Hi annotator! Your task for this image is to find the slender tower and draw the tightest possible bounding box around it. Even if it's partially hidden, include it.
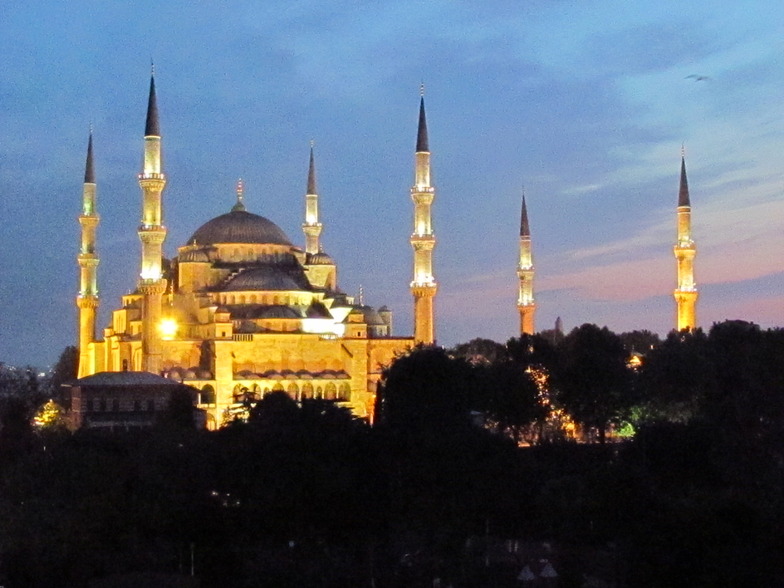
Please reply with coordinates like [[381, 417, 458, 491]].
[[137, 68, 168, 373], [517, 191, 536, 334], [673, 149, 697, 331], [302, 143, 322, 255], [410, 88, 437, 344], [76, 130, 100, 378]]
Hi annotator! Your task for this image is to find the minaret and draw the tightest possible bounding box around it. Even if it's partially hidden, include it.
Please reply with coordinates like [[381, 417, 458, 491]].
[[517, 191, 536, 334], [673, 149, 698, 331], [302, 143, 322, 255], [137, 68, 168, 373], [409, 87, 437, 344], [76, 130, 100, 378]]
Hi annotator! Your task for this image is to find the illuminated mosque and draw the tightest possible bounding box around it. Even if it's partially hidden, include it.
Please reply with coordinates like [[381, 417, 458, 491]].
[[76, 73, 438, 427], [75, 72, 697, 428]]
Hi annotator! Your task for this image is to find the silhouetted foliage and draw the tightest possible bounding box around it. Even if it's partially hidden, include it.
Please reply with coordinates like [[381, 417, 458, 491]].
[[48, 345, 79, 401], [555, 324, 632, 443], [157, 387, 198, 430], [451, 337, 507, 364], [2, 324, 784, 586], [618, 329, 660, 354], [376, 345, 476, 433], [636, 328, 711, 423]]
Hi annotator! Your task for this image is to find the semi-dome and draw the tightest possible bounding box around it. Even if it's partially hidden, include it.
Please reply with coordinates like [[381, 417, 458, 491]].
[[188, 209, 293, 246], [307, 250, 335, 265], [223, 265, 311, 292]]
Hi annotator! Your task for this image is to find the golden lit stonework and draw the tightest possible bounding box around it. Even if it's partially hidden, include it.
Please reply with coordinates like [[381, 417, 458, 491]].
[[76, 75, 414, 427], [673, 153, 698, 331]]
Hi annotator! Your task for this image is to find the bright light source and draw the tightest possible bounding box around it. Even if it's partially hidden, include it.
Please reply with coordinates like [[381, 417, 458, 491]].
[[159, 318, 178, 340]]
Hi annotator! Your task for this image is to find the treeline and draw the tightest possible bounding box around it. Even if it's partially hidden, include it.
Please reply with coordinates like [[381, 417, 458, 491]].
[[0, 321, 782, 586]]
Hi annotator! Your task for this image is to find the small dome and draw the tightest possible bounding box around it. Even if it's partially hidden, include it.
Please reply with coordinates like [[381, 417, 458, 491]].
[[223, 266, 311, 292], [188, 210, 292, 246], [307, 251, 334, 265], [179, 248, 211, 262], [359, 306, 387, 326]]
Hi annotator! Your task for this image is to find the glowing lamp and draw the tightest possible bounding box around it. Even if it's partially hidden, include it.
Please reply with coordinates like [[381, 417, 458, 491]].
[[159, 318, 178, 340]]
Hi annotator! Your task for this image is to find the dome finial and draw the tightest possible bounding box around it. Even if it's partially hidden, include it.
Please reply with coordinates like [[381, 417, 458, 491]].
[[232, 178, 246, 212]]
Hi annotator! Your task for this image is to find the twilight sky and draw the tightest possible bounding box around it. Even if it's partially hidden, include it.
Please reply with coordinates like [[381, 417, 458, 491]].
[[1, 1, 783, 368]]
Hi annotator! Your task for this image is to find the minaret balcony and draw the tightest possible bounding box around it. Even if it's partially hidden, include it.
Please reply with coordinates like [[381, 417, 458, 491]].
[[138, 225, 168, 241], [78, 254, 99, 266], [410, 234, 435, 250], [410, 282, 437, 295], [138, 172, 166, 180]]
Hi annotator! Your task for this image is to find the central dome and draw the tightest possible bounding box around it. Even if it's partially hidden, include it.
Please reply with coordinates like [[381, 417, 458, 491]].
[[188, 209, 293, 246]]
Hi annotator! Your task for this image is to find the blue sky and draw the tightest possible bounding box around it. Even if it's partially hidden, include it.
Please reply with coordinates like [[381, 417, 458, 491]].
[[1, 1, 783, 367]]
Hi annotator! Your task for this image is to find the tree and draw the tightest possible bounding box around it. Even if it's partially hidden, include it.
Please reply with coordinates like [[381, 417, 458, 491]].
[[479, 361, 544, 444], [157, 386, 197, 429], [555, 324, 632, 443], [48, 346, 79, 402], [619, 330, 660, 354], [636, 328, 711, 424], [450, 338, 506, 364], [375, 345, 476, 434]]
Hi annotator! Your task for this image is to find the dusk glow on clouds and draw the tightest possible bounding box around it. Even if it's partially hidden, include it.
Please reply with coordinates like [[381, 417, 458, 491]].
[[1, 1, 782, 366]]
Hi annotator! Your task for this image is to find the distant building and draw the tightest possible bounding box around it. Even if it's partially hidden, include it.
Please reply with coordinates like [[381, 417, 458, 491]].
[[67, 371, 199, 430], [76, 73, 438, 427]]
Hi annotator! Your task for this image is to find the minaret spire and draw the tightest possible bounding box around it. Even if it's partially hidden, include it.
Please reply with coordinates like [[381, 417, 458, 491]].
[[517, 190, 536, 334], [138, 69, 168, 373], [77, 129, 100, 377], [145, 66, 160, 137], [410, 91, 437, 344], [84, 130, 95, 183], [302, 143, 322, 255], [673, 150, 697, 331], [416, 96, 429, 153], [678, 152, 690, 207]]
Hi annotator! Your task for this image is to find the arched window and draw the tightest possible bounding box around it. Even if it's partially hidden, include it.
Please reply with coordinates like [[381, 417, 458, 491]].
[[338, 384, 351, 402], [272, 382, 284, 392], [301, 383, 313, 400], [325, 382, 337, 401], [200, 384, 216, 405], [287, 382, 299, 400]]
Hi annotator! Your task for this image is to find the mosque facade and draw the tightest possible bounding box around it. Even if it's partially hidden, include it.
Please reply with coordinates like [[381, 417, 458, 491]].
[[76, 74, 437, 427]]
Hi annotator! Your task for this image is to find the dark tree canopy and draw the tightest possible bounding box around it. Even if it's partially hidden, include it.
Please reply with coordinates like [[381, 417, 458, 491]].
[[376, 345, 476, 433], [48, 345, 79, 400], [555, 324, 632, 443]]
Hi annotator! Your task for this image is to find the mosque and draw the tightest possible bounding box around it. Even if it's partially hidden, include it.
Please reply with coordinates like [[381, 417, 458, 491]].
[[75, 73, 438, 427], [75, 72, 697, 429]]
